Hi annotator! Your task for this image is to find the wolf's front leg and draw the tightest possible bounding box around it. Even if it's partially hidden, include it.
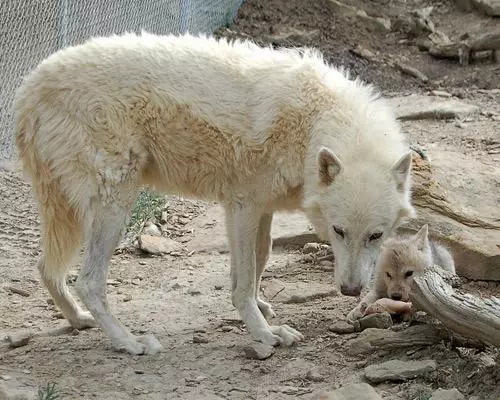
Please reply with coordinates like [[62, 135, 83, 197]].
[[225, 203, 303, 346], [255, 213, 276, 320]]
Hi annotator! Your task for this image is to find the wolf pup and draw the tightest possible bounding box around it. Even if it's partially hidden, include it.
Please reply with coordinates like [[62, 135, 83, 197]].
[[15, 33, 415, 355], [347, 224, 455, 321]]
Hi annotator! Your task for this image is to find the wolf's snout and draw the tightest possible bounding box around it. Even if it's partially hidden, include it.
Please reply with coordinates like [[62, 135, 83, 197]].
[[340, 283, 362, 297], [390, 293, 403, 301]]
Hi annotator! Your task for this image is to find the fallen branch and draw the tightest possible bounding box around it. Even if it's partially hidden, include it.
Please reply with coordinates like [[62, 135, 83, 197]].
[[410, 266, 500, 347], [428, 31, 500, 66]]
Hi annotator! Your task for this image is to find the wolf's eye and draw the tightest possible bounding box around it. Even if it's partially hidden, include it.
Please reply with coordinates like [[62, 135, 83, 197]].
[[405, 271, 414, 278], [333, 226, 345, 238], [386, 272, 392, 279], [369, 232, 383, 241]]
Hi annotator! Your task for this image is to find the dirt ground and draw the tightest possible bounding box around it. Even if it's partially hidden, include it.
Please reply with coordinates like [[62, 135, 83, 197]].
[[1, 0, 499, 399]]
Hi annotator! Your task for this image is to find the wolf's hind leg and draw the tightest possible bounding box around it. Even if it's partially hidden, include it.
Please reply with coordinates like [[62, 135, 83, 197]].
[[255, 213, 276, 320], [75, 199, 163, 355], [38, 257, 97, 329]]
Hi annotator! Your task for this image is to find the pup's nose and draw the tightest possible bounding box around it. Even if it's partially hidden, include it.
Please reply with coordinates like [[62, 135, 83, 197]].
[[340, 283, 362, 297], [391, 293, 403, 301]]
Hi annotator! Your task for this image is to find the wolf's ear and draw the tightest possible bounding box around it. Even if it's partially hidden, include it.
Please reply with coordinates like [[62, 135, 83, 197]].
[[318, 147, 342, 186], [391, 152, 412, 192], [413, 224, 429, 251]]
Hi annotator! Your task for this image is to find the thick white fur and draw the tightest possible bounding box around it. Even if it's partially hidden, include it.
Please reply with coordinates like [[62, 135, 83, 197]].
[[15, 32, 415, 355]]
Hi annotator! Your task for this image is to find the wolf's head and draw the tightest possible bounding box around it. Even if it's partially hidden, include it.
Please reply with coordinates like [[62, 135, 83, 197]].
[[378, 224, 432, 301], [304, 146, 416, 296]]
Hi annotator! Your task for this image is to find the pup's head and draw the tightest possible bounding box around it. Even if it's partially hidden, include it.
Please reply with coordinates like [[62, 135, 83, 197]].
[[305, 147, 416, 297], [379, 225, 432, 301]]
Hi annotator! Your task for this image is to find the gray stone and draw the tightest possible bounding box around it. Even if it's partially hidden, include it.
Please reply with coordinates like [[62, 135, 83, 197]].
[[471, 0, 500, 16], [356, 312, 393, 331], [6, 331, 31, 348], [386, 95, 480, 121], [431, 90, 452, 98], [192, 334, 209, 344], [264, 27, 320, 44], [329, 320, 355, 334], [142, 221, 161, 236], [303, 242, 321, 254], [430, 388, 465, 400], [364, 359, 437, 383], [243, 342, 275, 360], [0, 384, 36, 400], [312, 382, 382, 400], [139, 235, 182, 255]]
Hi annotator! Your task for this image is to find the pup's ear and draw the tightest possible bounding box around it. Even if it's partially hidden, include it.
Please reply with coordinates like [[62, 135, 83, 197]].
[[318, 147, 342, 186], [391, 152, 412, 192], [413, 224, 429, 251]]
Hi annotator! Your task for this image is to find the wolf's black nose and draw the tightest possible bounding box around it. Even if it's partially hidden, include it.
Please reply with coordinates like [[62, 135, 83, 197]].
[[391, 293, 402, 301]]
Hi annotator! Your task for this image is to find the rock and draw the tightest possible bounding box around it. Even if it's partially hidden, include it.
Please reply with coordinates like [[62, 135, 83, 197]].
[[354, 312, 393, 331], [0, 383, 36, 400], [193, 334, 209, 344], [431, 90, 452, 98], [303, 242, 321, 254], [142, 221, 161, 236], [243, 342, 275, 360], [214, 284, 223, 290], [470, 0, 500, 16], [364, 359, 437, 383], [261, 279, 336, 304], [187, 288, 201, 296], [403, 151, 500, 281], [305, 369, 324, 382], [313, 382, 382, 400], [139, 235, 182, 255], [430, 388, 465, 400], [386, 95, 480, 121], [327, 0, 391, 32], [329, 320, 355, 334], [7, 331, 32, 348]]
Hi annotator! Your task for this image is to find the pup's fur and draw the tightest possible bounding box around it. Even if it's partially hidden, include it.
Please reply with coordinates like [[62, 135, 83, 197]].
[[347, 224, 455, 320], [15, 33, 415, 355]]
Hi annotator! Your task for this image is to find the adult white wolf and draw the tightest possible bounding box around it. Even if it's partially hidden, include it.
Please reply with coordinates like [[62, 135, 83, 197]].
[[15, 32, 415, 355]]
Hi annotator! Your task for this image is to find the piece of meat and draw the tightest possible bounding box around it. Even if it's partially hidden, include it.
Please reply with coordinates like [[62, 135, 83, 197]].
[[363, 297, 412, 316]]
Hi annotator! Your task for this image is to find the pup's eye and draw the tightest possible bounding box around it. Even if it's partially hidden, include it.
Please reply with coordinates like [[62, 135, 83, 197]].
[[333, 226, 345, 238], [386, 272, 392, 279], [405, 271, 414, 278], [369, 232, 383, 241]]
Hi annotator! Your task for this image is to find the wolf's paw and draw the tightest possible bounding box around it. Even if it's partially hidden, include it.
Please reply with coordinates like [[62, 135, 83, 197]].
[[270, 324, 304, 346], [346, 305, 365, 322], [115, 334, 164, 355], [69, 311, 98, 330], [257, 297, 276, 320]]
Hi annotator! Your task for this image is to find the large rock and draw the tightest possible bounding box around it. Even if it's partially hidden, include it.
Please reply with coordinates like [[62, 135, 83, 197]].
[[405, 151, 500, 281], [470, 0, 500, 16], [139, 235, 182, 255], [386, 95, 480, 121], [430, 388, 465, 400], [364, 359, 437, 383], [313, 382, 382, 400]]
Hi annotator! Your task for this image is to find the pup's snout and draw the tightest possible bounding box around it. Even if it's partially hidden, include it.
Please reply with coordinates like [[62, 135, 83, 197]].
[[391, 293, 403, 301], [340, 283, 362, 297]]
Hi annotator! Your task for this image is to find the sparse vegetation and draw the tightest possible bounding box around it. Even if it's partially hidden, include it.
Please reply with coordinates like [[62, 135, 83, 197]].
[[38, 382, 61, 400]]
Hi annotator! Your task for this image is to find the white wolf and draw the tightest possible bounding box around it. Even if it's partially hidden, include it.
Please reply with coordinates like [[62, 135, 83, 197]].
[[15, 32, 415, 355]]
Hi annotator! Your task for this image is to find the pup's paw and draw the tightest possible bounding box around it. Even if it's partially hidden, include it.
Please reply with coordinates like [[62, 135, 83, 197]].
[[346, 306, 365, 322], [270, 324, 304, 346]]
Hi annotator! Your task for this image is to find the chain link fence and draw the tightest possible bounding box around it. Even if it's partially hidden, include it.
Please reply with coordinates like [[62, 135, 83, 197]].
[[0, 0, 246, 159]]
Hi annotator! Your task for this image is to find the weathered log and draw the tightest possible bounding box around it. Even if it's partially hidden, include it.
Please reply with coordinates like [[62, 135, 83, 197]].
[[428, 31, 500, 66], [410, 266, 500, 347], [347, 323, 484, 355]]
